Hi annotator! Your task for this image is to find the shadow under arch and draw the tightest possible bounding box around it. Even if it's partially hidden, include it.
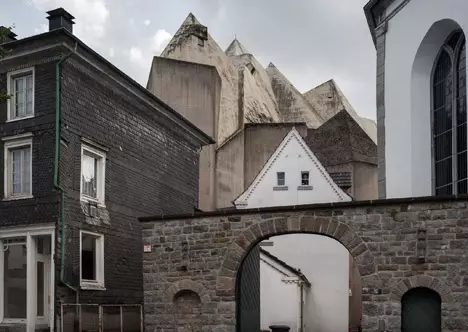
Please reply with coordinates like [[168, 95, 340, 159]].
[[401, 287, 442, 332], [215, 215, 379, 331], [217, 216, 377, 296], [410, 18, 465, 194]]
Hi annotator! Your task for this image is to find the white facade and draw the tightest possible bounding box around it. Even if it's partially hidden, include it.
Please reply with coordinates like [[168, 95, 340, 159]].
[[234, 128, 352, 331], [263, 235, 350, 332], [234, 128, 350, 209], [383, 0, 468, 198], [260, 250, 307, 332]]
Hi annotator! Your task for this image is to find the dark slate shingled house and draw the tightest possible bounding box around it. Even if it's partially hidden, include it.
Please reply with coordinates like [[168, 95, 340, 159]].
[[0, 8, 213, 332]]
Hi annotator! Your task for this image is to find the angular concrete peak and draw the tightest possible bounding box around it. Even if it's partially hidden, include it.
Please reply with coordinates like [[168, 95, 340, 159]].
[[303, 79, 377, 143], [266, 62, 324, 128], [183, 12, 201, 26], [267, 62, 276, 68], [225, 38, 250, 56], [161, 12, 208, 57]]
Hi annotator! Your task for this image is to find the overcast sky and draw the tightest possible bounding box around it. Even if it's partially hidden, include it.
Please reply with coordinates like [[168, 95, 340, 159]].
[[1, 0, 376, 119]]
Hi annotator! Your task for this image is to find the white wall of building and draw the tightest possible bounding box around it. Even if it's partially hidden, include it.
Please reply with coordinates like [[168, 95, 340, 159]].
[[260, 254, 302, 331], [384, 0, 468, 198], [263, 235, 349, 332], [235, 129, 350, 208]]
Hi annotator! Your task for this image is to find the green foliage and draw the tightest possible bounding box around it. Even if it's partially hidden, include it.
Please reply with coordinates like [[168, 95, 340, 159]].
[[0, 25, 13, 102]]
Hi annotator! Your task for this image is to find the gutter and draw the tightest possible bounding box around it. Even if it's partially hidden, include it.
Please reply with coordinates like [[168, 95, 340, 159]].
[[54, 43, 79, 299]]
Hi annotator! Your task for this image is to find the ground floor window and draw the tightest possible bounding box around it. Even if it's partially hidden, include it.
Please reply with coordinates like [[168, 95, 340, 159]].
[[0, 227, 54, 331], [80, 231, 105, 289]]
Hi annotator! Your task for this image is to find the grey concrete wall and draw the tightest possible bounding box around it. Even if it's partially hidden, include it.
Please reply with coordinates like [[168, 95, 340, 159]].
[[353, 162, 379, 201], [243, 124, 308, 188], [216, 131, 245, 208], [147, 57, 221, 211]]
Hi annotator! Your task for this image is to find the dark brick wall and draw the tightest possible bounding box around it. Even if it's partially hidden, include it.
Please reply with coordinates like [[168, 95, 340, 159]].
[[56, 56, 202, 306], [0, 58, 60, 227]]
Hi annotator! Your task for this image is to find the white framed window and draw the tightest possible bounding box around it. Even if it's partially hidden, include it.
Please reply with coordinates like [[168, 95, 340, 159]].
[[3, 134, 33, 200], [277, 172, 285, 186], [7, 67, 35, 122], [80, 144, 106, 205], [79, 231, 105, 289], [301, 171, 310, 186]]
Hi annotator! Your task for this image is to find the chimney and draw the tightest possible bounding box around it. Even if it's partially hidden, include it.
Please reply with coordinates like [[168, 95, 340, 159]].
[[0, 26, 17, 43], [46, 8, 75, 33]]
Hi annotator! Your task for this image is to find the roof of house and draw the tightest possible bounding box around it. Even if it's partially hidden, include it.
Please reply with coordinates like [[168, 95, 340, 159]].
[[302, 79, 377, 144], [305, 110, 377, 166], [1, 26, 215, 146], [260, 248, 311, 286]]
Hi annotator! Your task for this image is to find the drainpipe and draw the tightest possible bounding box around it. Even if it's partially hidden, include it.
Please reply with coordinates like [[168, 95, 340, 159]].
[[299, 282, 304, 332], [54, 44, 79, 308]]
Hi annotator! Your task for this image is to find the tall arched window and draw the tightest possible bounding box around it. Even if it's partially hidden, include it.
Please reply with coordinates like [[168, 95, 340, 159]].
[[433, 30, 467, 196]]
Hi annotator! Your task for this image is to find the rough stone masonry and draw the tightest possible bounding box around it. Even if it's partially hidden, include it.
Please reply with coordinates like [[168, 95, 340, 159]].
[[140, 196, 468, 332]]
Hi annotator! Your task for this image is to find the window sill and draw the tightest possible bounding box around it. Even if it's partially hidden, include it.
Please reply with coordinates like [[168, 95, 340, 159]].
[[80, 283, 106, 291], [6, 114, 35, 123], [273, 186, 288, 191], [80, 196, 106, 208], [297, 185, 314, 191], [3, 195, 33, 201]]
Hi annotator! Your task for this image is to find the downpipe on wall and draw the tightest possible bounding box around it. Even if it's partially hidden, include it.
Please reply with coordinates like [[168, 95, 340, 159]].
[[54, 42, 80, 329]]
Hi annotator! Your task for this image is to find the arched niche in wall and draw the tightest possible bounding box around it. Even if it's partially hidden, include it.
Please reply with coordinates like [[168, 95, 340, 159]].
[[401, 287, 441, 332]]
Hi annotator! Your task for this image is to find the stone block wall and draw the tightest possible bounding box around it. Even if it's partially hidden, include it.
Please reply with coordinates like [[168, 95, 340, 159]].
[[141, 196, 468, 332]]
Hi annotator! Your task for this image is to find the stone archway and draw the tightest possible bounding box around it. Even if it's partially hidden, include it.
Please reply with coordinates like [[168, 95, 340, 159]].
[[215, 214, 379, 330]]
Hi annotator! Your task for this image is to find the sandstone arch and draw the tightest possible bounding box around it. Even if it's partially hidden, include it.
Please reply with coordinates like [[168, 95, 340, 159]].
[[216, 214, 377, 296], [390, 275, 454, 303], [165, 279, 210, 303]]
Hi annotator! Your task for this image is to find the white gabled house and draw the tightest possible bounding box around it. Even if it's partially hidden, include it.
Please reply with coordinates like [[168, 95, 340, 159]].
[[234, 127, 351, 209]]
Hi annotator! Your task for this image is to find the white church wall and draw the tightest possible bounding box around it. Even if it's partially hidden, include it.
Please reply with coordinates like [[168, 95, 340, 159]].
[[384, 0, 468, 198], [260, 257, 301, 331], [264, 235, 349, 332]]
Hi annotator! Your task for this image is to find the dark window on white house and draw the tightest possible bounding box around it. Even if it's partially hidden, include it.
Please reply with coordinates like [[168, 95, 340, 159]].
[[301, 171, 310, 186], [433, 30, 467, 196], [277, 172, 285, 186]]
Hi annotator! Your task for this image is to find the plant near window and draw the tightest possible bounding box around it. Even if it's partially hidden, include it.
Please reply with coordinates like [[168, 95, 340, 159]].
[[0, 26, 14, 102]]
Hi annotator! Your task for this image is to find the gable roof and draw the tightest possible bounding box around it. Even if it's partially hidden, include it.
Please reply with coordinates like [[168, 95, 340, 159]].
[[260, 248, 311, 286], [302, 79, 377, 144], [234, 127, 350, 206], [225, 38, 250, 56], [305, 110, 377, 166]]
